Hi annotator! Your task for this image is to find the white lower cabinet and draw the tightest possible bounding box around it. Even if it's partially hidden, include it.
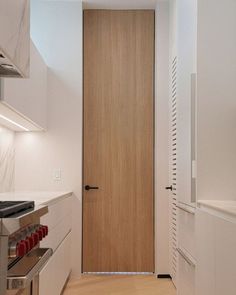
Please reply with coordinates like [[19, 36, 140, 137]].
[[196, 209, 236, 295], [214, 217, 236, 295], [39, 232, 71, 295], [195, 209, 215, 295], [178, 205, 196, 259], [177, 205, 196, 295], [178, 250, 195, 295], [39, 195, 72, 295]]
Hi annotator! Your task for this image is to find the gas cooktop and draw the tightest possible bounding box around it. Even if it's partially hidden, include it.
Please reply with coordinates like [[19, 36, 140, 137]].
[[0, 201, 35, 218]]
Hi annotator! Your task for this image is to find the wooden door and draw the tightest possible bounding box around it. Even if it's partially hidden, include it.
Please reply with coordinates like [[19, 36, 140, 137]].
[[83, 10, 154, 273]]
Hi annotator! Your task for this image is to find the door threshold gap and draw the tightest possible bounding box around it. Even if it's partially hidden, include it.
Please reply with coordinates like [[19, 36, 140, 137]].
[[83, 272, 154, 275]]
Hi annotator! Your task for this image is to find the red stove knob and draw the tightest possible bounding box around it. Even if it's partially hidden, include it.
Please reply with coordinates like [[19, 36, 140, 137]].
[[32, 232, 39, 246], [40, 226, 46, 238], [16, 241, 27, 257], [37, 228, 43, 241], [44, 226, 49, 236], [24, 239, 30, 252], [26, 236, 34, 250], [41, 226, 48, 237]]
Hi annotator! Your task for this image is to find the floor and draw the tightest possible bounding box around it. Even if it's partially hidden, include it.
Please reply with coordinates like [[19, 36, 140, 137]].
[[63, 275, 176, 295]]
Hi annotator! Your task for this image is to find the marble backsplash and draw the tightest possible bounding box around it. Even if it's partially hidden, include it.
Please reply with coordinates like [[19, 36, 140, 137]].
[[0, 125, 15, 192]]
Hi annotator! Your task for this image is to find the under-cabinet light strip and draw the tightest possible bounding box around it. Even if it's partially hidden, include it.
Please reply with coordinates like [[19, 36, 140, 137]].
[[0, 114, 29, 131]]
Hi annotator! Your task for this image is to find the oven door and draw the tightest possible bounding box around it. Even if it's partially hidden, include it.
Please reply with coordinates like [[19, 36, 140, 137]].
[[7, 248, 52, 295]]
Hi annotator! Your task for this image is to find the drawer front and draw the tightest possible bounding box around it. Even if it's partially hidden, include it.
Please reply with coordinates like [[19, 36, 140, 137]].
[[41, 196, 72, 231], [40, 213, 72, 251], [39, 232, 71, 295], [178, 204, 196, 258], [177, 249, 195, 295]]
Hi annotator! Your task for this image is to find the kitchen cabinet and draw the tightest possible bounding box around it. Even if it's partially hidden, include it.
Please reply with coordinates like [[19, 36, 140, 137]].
[[195, 209, 215, 295], [40, 196, 72, 251], [176, 0, 197, 292], [177, 0, 236, 205], [177, 204, 196, 295], [0, 40, 47, 131], [178, 204, 196, 259], [214, 216, 236, 295], [177, 0, 197, 207], [39, 232, 71, 295], [0, 0, 30, 77], [196, 208, 236, 295], [196, 0, 236, 201], [174, 0, 236, 294], [177, 248, 195, 295], [39, 196, 72, 295]]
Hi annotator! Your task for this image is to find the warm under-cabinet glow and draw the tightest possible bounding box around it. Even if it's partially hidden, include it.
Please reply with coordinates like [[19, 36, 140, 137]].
[[0, 114, 29, 131], [0, 102, 44, 132]]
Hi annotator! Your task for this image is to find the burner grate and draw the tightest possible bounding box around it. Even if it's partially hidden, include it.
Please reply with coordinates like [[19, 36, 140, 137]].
[[0, 201, 35, 218]]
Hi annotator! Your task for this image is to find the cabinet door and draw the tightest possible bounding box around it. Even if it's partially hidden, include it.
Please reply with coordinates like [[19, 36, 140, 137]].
[[39, 232, 71, 295], [0, 0, 30, 77], [177, 0, 197, 206], [178, 206, 196, 258], [196, 0, 236, 201], [1, 40, 47, 130], [177, 249, 195, 295], [214, 217, 236, 295], [195, 209, 215, 295], [196, 209, 236, 295]]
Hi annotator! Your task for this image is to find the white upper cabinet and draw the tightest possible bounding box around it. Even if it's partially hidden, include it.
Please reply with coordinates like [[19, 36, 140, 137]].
[[0, 0, 30, 77], [178, 0, 236, 205], [0, 40, 47, 131], [196, 0, 236, 201], [177, 0, 197, 206]]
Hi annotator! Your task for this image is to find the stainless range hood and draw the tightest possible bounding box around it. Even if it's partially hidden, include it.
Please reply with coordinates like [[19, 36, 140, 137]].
[[0, 0, 30, 78]]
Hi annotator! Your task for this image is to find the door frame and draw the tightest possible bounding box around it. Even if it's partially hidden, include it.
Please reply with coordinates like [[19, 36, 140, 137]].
[[80, 4, 171, 276]]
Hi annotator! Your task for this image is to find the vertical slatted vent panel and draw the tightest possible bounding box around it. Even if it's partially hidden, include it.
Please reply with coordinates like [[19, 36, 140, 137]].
[[170, 56, 178, 286]]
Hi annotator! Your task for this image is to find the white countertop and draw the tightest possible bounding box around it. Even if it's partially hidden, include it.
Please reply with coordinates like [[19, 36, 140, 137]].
[[198, 200, 236, 218], [0, 191, 73, 206]]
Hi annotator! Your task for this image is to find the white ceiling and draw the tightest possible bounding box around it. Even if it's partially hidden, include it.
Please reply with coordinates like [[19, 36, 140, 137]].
[[82, 0, 161, 9]]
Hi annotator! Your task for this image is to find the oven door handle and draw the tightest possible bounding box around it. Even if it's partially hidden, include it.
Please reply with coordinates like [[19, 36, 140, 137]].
[[7, 248, 53, 290]]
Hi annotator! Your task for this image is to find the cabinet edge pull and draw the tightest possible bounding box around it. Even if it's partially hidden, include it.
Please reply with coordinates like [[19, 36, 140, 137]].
[[176, 204, 195, 215], [177, 247, 196, 267]]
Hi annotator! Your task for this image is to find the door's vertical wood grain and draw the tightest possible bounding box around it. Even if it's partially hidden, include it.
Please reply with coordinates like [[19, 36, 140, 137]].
[[83, 10, 154, 272]]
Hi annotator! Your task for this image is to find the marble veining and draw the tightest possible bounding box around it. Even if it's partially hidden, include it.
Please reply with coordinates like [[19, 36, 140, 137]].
[[0, 125, 15, 192]]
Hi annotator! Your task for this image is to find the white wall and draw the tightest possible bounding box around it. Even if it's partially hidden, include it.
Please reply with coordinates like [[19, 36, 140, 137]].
[[15, 0, 83, 277], [155, 1, 170, 275]]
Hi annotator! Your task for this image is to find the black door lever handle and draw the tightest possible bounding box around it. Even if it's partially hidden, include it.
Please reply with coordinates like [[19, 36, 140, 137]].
[[85, 185, 99, 191], [165, 185, 173, 191]]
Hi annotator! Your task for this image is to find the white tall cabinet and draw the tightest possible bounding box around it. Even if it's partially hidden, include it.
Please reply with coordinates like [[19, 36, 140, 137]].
[[175, 0, 236, 294], [195, 0, 236, 294], [177, 0, 197, 208], [176, 0, 197, 293]]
